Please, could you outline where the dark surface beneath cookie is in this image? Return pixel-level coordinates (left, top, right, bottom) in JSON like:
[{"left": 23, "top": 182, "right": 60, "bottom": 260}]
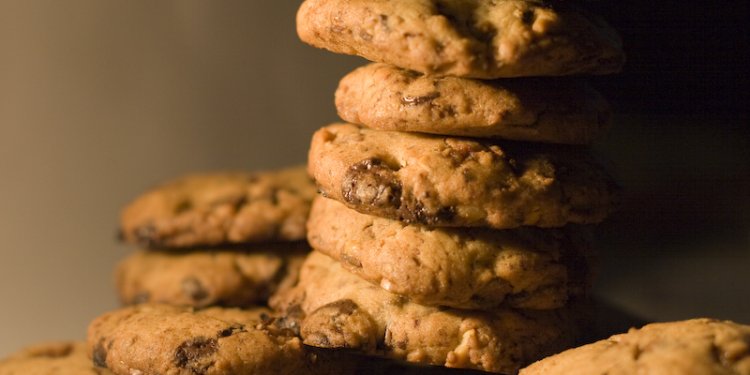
[{"left": 305, "top": 346, "right": 497, "bottom": 374}]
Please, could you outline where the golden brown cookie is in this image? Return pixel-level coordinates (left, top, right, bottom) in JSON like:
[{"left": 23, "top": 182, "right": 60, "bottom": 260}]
[
  {"left": 115, "top": 243, "right": 307, "bottom": 308},
  {"left": 0, "top": 341, "right": 111, "bottom": 375},
  {"left": 521, "top": 319, "right": 750, "bottom": 375},
  {"left": 297, "top": 0, "right": 625, "bottom": 78},
  {"left": 87, "top": 304, "right": 351, "bottom": 375},
  {"left": 336, "top": 63, "right": 610, "bottom": 144},
  {"left": 307, "top": 196, "right": 593, "bottom": 310},
  {"left": 119, "top": 166, "right": 316, "bottom": 248},
  {"left": 308, "top": 124, "right": 619, "bottom": 229},
  {"left": 271, "top": 252, "right": 580, "bottom": 373}
]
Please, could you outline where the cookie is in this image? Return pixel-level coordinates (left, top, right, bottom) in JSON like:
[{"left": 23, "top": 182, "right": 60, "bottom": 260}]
[
  {"left": 87, "top": 304, "right": 352, "bottom": 375},
  {"left": 115, "top": 243, "right": 307, "bottom": 308},
  {"left": 0, "top": 341, "right": 112, "bottom": 375},
  {"left": 308, "top": 196, "right": 593, "bottom": 310},
  {"left": 336, "top": 63, "right": 610, "bottom": 144},
  {"left": 297, "top": 0, "right": 624, "bottom": 78},
  {"left": 120, "top": 166, "right": 317, "bottom": 248},
  {"left": 308, "top": 124, "right": 619, "bottom": 229},
  {"left": 521, "top": 319, "right": 750, "bottom": 375},
  {"left": 271, "top": 252, "right": 580, "bottom": 373}
]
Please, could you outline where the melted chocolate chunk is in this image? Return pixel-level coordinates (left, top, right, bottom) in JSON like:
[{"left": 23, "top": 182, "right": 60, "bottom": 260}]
[
  {"left": 92, "top": 342, "right": 107, "bottom": 368},
  {"left": 342, "top": 158, "right": 402, "bottom": 209},
  {"left": 174, "top": 337, "right": 218, "bottom": 374},
  {"left": 218, "top": 324, "right": 245, "bottom": 338}
]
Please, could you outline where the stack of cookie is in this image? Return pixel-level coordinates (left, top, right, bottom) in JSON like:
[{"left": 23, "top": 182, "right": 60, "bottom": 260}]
[
  {"left": 115, "top": 167, "right": 315, "bottom": 309},
  {"left": 273, "top": 0, "right": 625, "bottom": 373},
  {"left": 87, "top": 167, "right": 344, "bottom": 374}
]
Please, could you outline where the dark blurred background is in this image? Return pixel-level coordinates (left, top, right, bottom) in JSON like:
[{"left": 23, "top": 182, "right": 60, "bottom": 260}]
[{"left": 0, "top": 0, "right": 747, "bottom": 357}]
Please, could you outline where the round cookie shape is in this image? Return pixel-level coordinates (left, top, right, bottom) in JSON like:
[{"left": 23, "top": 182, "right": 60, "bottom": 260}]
[
  {"left": 297, "top": 0, "right": 625, "bottom": 78},
  {"left": 116, "top": 243, "right": 307, "bottom": 308},
  {"left": 0, "top": 341, "right": 112, "bottom": 375},
  {"left": 271, "top": 251, "right": 580, "bottom": 374},
  {"left": 308, "top": 124, "right": 619, "bottom": 229},
  {"left": 307, "top": 196, "right": 593, "bottom": 310},
  {"left": 336, "top": 63, "right": 610, "bottom": 144},
  {"left": 120, "top": 166, "right": 316, "bottom": 248},
  {"left": 520, "top": 319, "right": 750, "bottom": 375},
  {"left": 87, "top": 304, "right": 321, "bottom": 375}
]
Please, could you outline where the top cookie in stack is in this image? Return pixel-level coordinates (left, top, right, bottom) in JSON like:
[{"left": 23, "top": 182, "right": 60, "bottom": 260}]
[
  {"left": 274, "top": 0, "right": 625, "bottom": 373},
  {"left": 297, "top": 0, "right": 624, "bottom": 79}
]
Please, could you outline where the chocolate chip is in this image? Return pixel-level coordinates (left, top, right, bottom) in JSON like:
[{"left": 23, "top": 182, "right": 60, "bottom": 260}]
[
  {"left": 396, "top": 340, "right": 408, "bottom": 350},
  {"left": 92, "top": 342, "right": 107, "bottom": 368},
  {"left": 218, "top": 324, "right": 245, "bottom": 338},
  {"left": 181, "top": 277, "right": 209, "bottom": 303},
  {"left": 259, "top": 312, "right": 273, "bottom": 324},
  {"left": 325, "top": 299, "right": 359, "bottom": 315},
  {"left": 134, "top": 224, "right": 158, "bottom": 247},
  {"left": 342, "top": 158, "right": 402, "bottom": 209},
  {"left": 401, "top": 201, "right": 456, "bottom": 226},
  {"left": 174, "top": 199, "right": 193, "bottom": 214},
  {"left": 521, "top": 9, "right": 535, "bottom": 25},
  {"left": 174, "top": 337, "right": 218, "bottom": 373}
]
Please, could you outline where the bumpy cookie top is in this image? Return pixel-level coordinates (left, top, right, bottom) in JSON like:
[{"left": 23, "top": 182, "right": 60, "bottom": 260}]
[
  {"left": 336, "top": 63, "right": 610, "bottom": 144},
  {"left": 116, "top": 243, "right": 307, "bottom": 308},
  {"left": 521, "top": 319, "right": 750, "bottom": 375},
  {"left": 297, "top": 0, "right": 624, "bottom": 78},
  {"left": 271, "top": 252, "right": 579, "bottom": 373},
  {"left": 0, "top": 341, "right": 111, "bottom": 375},
  {"left": 120, "top": 166, "right": 316, "bottom": 248},
  {"left": 308, "top": 196, "right": 593, "bottom": 310},
  {"left": 87, "top": 304, "right": 316, "bottom": 375},
  {"left": 308, "top": 124, "right": 619, "bottom": 229}
]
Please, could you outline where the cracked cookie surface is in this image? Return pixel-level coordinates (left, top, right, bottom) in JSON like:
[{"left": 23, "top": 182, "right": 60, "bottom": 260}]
[
  {"left": 297, "top": 0, "right": 624, "bottom": 78},
  {"left": 120, "top": 166, "right": 316, "bottom": 248},
  {"left": 308, "top": 124, "right": 619, "bottom": 229},
  {"left": 116, "top": 243, "right": 307, "bottom": 308},
  {"left": 271, "top": 252, "right": 579, "bottom": 373},
  {"left": 0, "top": 341, "right": 112, "bottom": 375},
  {"left": 87, "top": 304, "right": 327, "bottom": 375},
  {"left": 336, "top": 63, "right": 610, "bottom": 144},
  {"left": 308, "top": 196, "right": 593, "bottom": 310},
  {"left": 521, "top": 319, "right": 750, "bottom": 375}
]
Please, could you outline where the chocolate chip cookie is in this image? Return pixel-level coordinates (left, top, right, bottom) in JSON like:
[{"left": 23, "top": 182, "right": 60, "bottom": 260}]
[
  {"left": 271, "top": 252, "right": 580, "bottom": 373},
  {"left": 297, "top": 0, "right": 625, "bottom": 78},
  {"left": 116, "top": 243, "right": 307, "bottom": 308},
  {"left": 308, "top": 124, "right": 619, "bottom": 229},
  {"left": 336, "top": 63, "right": 610, "bottom": 144},
  {"left": 87, "top": 304, "right": 350, "bottom": 375},
  {"left": 120, "top": 166, "right": 316, "bottom": 248},
  {"left": 0, "top": 341, "right": 112, "bottom": 375},
  {"left": 308, "top": 196, "right": 593, "bottom": 310},
  {"left": 521, "top": 318, "right": 750, "bottom": 375}
]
